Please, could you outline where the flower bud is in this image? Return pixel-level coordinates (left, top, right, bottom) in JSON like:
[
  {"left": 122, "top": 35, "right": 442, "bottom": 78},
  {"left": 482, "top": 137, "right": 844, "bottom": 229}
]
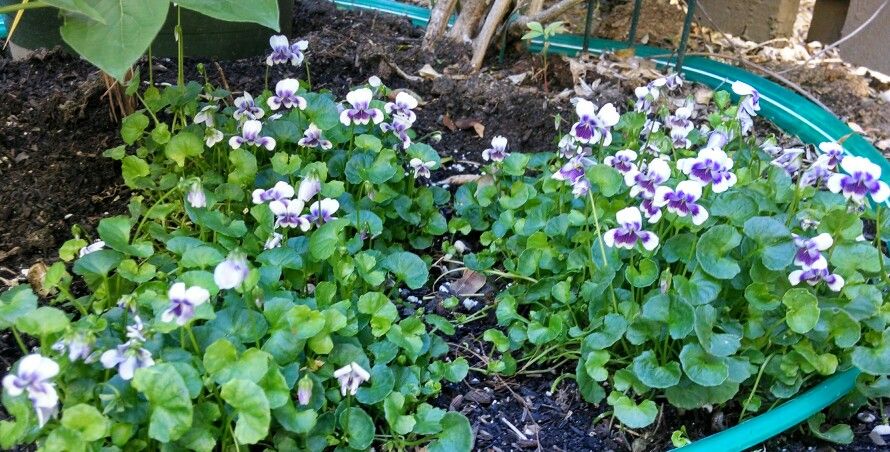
[{"left": 297, "top": 375, "right": 313, "bottom": 406}]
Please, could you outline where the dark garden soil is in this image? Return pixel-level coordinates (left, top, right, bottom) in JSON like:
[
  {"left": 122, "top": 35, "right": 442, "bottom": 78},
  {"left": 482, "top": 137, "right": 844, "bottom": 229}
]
[{"left": 1, "top": 0, "right": 888, "bottom": 450}]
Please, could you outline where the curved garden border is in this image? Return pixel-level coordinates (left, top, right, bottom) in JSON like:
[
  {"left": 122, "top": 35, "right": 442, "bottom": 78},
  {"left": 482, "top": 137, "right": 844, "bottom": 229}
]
[{"left": 330, "top": 0, "right": 878, "bottom": 449}]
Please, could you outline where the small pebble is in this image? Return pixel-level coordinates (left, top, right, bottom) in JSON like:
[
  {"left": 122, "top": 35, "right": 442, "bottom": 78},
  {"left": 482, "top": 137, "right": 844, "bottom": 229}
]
[
  {"left": 858, "top": 412, "right": 877, "bottom": 423},
  {"left": 462, "top": 298, "right": 478, "bottom": 310},
  {"left": 406, "top": 295, "right": 420, "bottom": 304},
  {"left": 870, "top": 424, "right": 890, "bottom": 446},
  {"left": 64, "top": 213, "right": 73, "bottom": 220}
]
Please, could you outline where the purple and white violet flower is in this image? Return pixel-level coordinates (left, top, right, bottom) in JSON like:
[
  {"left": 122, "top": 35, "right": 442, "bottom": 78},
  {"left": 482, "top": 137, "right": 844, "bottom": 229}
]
[
  {"left": 52, "top": 332, "right": 93, "bottom": 362},
  {"left": 771, "top": 148, "right": 804, "bottom": 176},
  {"left": 230, "top": 120, "right": 276, "bottom": 150},
  {"left": 789, "top": 267, "right": 844, "bottom": 292},
  {"left": 204, "top": 127, "right": 224, "bottom": 148},
  {"left": 253, "top": 181, "right": 295, "bottom": 204},
  {"left": 380, "top": 114, "right": 413, "bottom": 149},
  {"left": 410, "top": 158, "right": 436, "bottom": 178},
  {"left": 640, "top": 198, "right": 662, "bottom": 224},
  {"left": 307, "top": 199, "right": 340, "bottom": 225},
  {"left": 100, "top": 343, "right": 154, "bottom": 381},
  {"left": 333, "top": 362, "right": 371, "bottom": 396},
  {"left": 162, "top": 282, "right": 210, "bottom": 325},
  {"left": 340, "top": 88, "right": 383, "bottom": 126},
  {"left": 299, "top": 123, "right": 332, "bottom": 149},
  {"left": 818, "top": 141, "right": 845, "bottom": 169},
  {"left": 603, "top": 206, "right": 659, "bottom": 251},
  {"left": 214, "top": 255, "right": 249, "bottom": 290},
  {"left": 570, "top": 100, "right": 619, "bottom": 146},
  {"left": 267, "top": 79, "right": 307, "bottom": 111},
  {"left": 792, "top": 233, "right": 832, "bottom": 270},
  {"left": 384, "top": 92, "right": 418, "bottom": 123},
  {"left": 826, "top": 156, "right": 890, "bottom": 203},
  {"left": 267, "top": 35, "right": 308, "bottom": 66},
  {"left": 233, "top": 92, "right": 264, "bottom": 121},
  {"left": 269, "top": 199, "right": 310, "bottom": 230},
  {"left": 558, "top": 135, "right": 582, "bottom": 158},
  {"left": 194, "top": 105, "right": 217, "bottom": 127},
  {"left": 654, "top": 180, "right": 709, "bottom": 225},
  {"left": 677, "top": 148, "right": 737, "bottom": 193},
  {"left": 604, "top": 149, "right": 639, "bottom": 175},
  {"left": 297, "top": 176, "right": 321, "bottom": 202},
  {"left": 2, "top": 354, "right": 59, "bottom": 427},
  {"left": 482, "top": 136, "right": 509, "bottom": 162},
  {"left": 625, "top": 158, "right": 671, "bottom": 199}
]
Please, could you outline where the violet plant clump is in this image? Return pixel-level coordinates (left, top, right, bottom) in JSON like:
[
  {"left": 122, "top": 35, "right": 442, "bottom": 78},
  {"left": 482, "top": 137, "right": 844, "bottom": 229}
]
[
  {"left": 451, "top": 73, "right": 890, "bottom": 436},
  {"left": 0, "top": 39, "right": 468, "bottom": 451},
  {"left": 2, "top": 44, "right": 889, "bottom": 450}
]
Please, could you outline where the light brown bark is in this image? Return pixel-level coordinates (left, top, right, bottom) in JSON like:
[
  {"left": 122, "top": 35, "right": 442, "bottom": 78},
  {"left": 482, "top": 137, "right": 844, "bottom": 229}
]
[
  {"left": 470, "top": 0, "right": 513, "bottom": 70},
  {"left": 447, "top": 0, "right": 490, "bottom": 43},
  {"left": 423, "top": 0, "right": 460, "bottom": 50}
]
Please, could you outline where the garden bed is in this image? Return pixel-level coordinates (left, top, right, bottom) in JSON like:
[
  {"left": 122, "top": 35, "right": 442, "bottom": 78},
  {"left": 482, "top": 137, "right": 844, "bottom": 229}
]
[{"left": 1, "top": 0, "right": 887, "bottom": 450}]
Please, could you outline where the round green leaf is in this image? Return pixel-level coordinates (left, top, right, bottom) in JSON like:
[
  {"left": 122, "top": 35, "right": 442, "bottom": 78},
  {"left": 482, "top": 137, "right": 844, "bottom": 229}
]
[
  {"left": 61, "top": 404, "right": 109, "bottom": 442},
  {"left": 782, "top": 288, "right": 820, "bottom": 334},
  {"left": 383, "top": 251, "right": 429, "bottom": 289},
  {"left": 632, "top": 350, "right": 681, "bottom": 388},
  {"left": 610, "top": 394, "right": 657, "bottom": 428},
  {"left": 221, "top": 379, "right": 271, "bottom": 445},
  {"left": 625, "top": 258, "right": 658, "bottom": 288},
  {"left": 340, "top": 407, "right": 374, "bottom": 450},
  {"left": 427, "top": 412, "right": 473, "bottom": 452},
  {"left": 679, "top": 344, "right": 728, "bottom": 387},
  {"left": 132, "top": 364, "right": 194, "bottom": 442},
  {"left": 696, "top": 225, "right": 742, "bottom": 279}
]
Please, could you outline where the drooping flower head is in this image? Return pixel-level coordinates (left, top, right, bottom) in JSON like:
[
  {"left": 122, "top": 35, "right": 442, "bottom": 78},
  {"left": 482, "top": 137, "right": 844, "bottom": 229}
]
[
  {"left": 384, "top": 92, "right": 418, "bottom": 124},
  {"left": 230, "top": 120, "right": 276, "bottom": 151},
  {"left": 666, "top": 101, "right": 695, "bottom": 134},
  {"left": 771, "top": 148, "right": 804, "bottom": 176},
  {"left": 187, "top": 181, "right": 207, "bottom": 208},
  {"left": 214, "top": 255, "right": 249, "bottom": 290},
  {"left": 333, "top": 362, "right": 371, "bottom": 396},
  {"left": 252, "top": 181, "right": 295, "bottom": 204},
  {"left": 307, "top": 199, "right": 340, "bottom": 225},
  {"left": 677, "top": 148, "right": 737, "bottom": 193},
  {"left": 290, "top": 40, "right": 309, "bottom": 66},
  {"left": 410, "top": 158, "right": 436, "bottom": 179},
  {"left": 340, "top": 88, "right": 384, "bottom": 126},
  {"left": 267, "top": 79, "right": 307, "bottom": 111},
  {"left": 640, "top": 198, "right": 662, "bottom": 224},
  {"left": 732, "top": 81, "right": 760, "bottom": 135},
  {"left": 705, "top": 129, "right": 729, "bottom": 150},
  {"left": 818, "top": 141, "right": 845, "bottom": 169},
  {"left": 654, "top": 180, "right": 709, "bottom": 225},
  {"left": 299, "top": 123, "right": 332, "bottom": 150},
  {"left": 789, "top": 267, "right": 844, "bottom": 292},
  {"left": 571, "top": 100, "right": 619, "bottom": 146},
  {"left": 52, "top": 332, "right": 93, "bottom": 362},
  {"left": 162, "top": 282, "right": 210, "bottom": 325},
  {"left": 482, "top": 136, "right": 509, "bottom": 162},
  {"left": 603, "top": 149, "right": 638, "bottom": 175},
  {"left": 269, "top": 198, "right": 310, "bottom": 230},
  {"left": 297, "top": 176, "right": 321, "bottom": 203},
  {"left": 204, "top": 127, "right": 224, "bottom": 148},
  {"left": 380, "top": 114, "right": 413, "bottom": 149},
  {"left": 603, "top": 206, "right": 660, "bottom": 251},
  {"left": 792, "top": 233, "right": 832, "bottom": 269},
  {"left": 79, "top": 240, "right": 105, "bottom": 257},
  {"left": 625, "top": 157, "right": 671, "bottom": 199},
  {"left": 264, "top": 232, "right": 284, "bottom": 250},
  {"left": 571, "top": 178, "right": 591, "bottom": 197},
  {"left": 194, "top": 105, "right": 217, "bottom": 127},
  {"left": 297, "top": 375, "right": 313, "bottom": 406},
  {"left": 233, "top": 92, "right": 264, "bottom": 121},
  {"left": 826, "top": 156, "right": 890, "bottom": 203},
  {"left": 800, "top": 159, "right": 834, "bottom": 188},
  {"left": 2, "top": 354, "right": 59, "bottom": 426}
]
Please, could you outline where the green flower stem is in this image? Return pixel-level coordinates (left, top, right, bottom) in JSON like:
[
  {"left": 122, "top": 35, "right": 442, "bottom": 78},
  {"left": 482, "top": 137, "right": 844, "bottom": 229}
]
[
  {"left": 176, "top": 7, "right": 184, "bottom": 87},
  {"left": 786, "top": 183, "right": 803, "bottom": 227},
  {"left": 481, "top": 269, "right": 538, "bottom": 284},
  {"left": 147, "top": 46, "right": 154, "bottom": 86},
  {"left": 11, "top": 326, "right": 28, "bottom": 355},
  {"left": 738, "top": 353, "right": 773, "bottom": 422},
  {"left": 264, "top": 64, "right": 271, "bottom": 92},
  {"left": 0, "top": 1, "right": 47, "bottom": 14},
  {"left": 875, "top": 206, "right": 890, "bottom": 284},
  {"left": 587, "top": 191, "right": 618, "bottom": 312},
  {"left": 549, "top": 372, "right": 576, "bottom": 394},
  {"left": 135, "top": 185, "right": 179, "bottom": 239},
  {"left": 304, "top": 62, "right": 312, "bottom": 89},
  {"left": 186, "top": 325, "right": 202, "bottom": 355}
]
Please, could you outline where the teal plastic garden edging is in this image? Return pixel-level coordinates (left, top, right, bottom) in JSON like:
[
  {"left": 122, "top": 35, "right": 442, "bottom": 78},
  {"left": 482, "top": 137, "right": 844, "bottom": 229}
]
[
  {"left": 330, "top": 0, "right": 871, "bottom": 449},
  {"left": 1, "top": 14, "right": 7, "bottom": 39}
]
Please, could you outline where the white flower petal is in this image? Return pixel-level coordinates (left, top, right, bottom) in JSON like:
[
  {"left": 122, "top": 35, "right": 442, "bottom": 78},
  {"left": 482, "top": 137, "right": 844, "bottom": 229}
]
[
  {"left": 812, "top": 233, "right": 834, "bottom": 251},
  {"left": 616, "top": 206, "right": 642, "bottom": 226}
]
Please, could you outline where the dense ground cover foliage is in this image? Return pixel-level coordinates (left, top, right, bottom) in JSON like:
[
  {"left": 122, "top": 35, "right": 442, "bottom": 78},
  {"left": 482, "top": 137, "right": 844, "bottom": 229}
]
[{"left": 1, "top": 32, "right": 889, "bottom": 450}]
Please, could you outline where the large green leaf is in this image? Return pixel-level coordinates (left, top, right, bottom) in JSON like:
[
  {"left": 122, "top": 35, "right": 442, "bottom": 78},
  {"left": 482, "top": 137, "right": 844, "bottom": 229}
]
[
  {"left": 340, "top": 407, "right": 375, "bottom": 450},
  {"left": 696, "top": 225, "right": 742, "bottom": 279},
  {"left": 679, "top": 343, "right": 728, "bottom": 387},
  {"left": 44, "top": 0, "right": 105, "bottom": 22},
  {"left": 60, "top": 0, "right": 170, "bottom": 80},
  {"left": 221, "top": 379, "right": 271, "bottom": 445},
  {"left": 132, "top": 364, "right": 194, "bottom": 442},
  {"left": 632, "top": 350, "right": 681, "bottom": 388},
  {"left": 427, "top": 412, "right": 473, "bottom": 452},
  {"left": 0, "top": 286, "right": 38, "bottom": 330},
  {"left": 609, "top": 393, "right": 657, "bottom": 428},
  {"left": 383, "top": 251, "right": 429, "bottom": 289},
  {"left": 175, "top": 0, "right": 280, "bottom": 30},
  {"left": 782, "top": 288, "right": 820, "bottom": 334}
]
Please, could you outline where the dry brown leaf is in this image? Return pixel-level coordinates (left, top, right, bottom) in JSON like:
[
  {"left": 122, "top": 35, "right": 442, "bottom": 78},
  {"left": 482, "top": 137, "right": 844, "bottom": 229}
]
[
  {"left": 418, "top": 64, "right": 442, "bottom": 80},
  {"left": 441, "top": 174, "right": 482, "bottom": 185},
  {"left": 450, "top": 269, "right": 486, "bottom": 296},
  {"left": 442, "top": 114, "right": 457, "bottom": 131},
  {"left": 27, "top": 261, "right": 48, "bottom": 296},
  {"left": 472, "top": 122, "right": 485, "bottom": 138}
]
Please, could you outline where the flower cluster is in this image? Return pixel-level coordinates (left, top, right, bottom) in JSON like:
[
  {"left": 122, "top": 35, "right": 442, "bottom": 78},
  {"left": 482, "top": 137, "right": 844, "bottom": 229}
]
[
  {"left": 266, "top": 35, "right": 309, "bottom": 67},
  {"left": 788, "top": 233, "right": 844, "bottom": 291}
]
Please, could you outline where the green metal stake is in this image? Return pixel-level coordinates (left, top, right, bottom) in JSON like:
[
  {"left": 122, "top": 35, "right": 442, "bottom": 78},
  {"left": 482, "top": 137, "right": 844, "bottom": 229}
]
[
  {"left": 675, "top": 0, "right": 696, "bottom": 72},
  {"left": 581, "top": 0, "right": 596, "bottom": 54},
  {"left": 626, "top": 0, "right": 643, "bottom": 45}
]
